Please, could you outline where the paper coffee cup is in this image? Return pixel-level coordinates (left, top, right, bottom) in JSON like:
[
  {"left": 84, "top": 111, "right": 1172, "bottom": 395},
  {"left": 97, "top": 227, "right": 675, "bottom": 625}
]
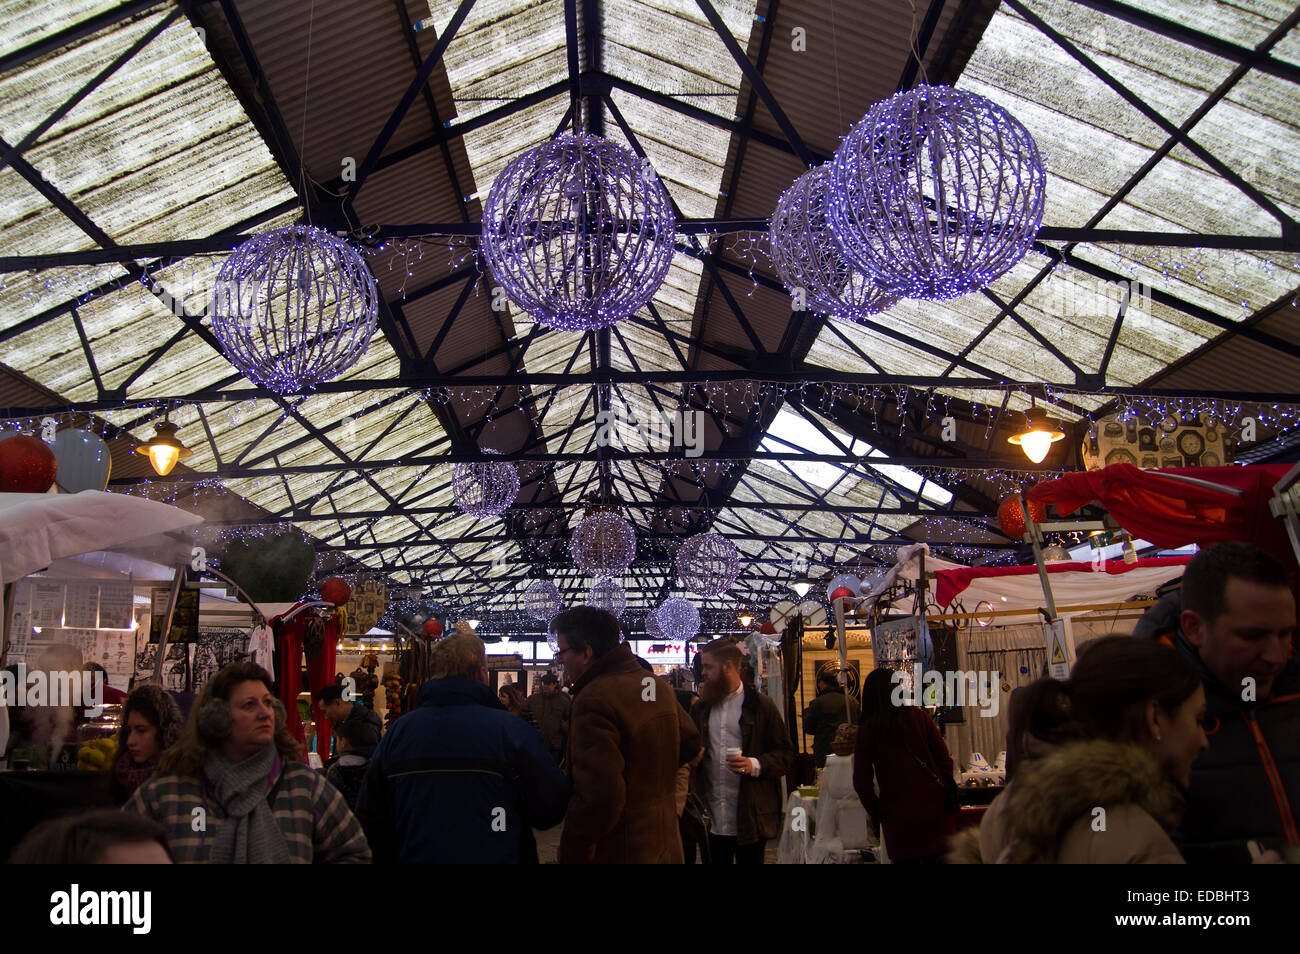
[{"left": 725, "top": 746, "right": 742, "bottom": 758}]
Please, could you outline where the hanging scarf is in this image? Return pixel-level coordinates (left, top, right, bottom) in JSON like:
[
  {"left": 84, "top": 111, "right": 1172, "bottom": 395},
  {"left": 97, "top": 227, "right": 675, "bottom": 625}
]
[
  {"left": 203, "top": 745, "right": 292, "bottom": 864},
  {"left": 112, "top": 750, "right": 158, "bottom": 801}
]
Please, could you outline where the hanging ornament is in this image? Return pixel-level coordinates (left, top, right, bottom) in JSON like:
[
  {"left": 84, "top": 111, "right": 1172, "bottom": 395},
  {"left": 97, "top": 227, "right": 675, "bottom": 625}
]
[
  {"left": 656, "top": 597, "right": 701, "bottom": 641},
  {"left": 829, "top": 84, "right": 1046, "bottom": 300},
  {"left": 675, "top": 532, "right": 740, "bottom": 597},
  {"left": 422, "top": 619, "right": 444, "bottom": 637},
  {"left": 569, "top": 510, "right": 637, "bottom": 578},
  {"left": 769, "top": 165, "right": 900, "bottom": 322},
  {"left": 644, "top": 609, "right": 663, "bottom": 638},
  {"left": 479, "top": 133, "right": 677, "bottom": 331},
  {"left": 828, "top": 573, "right": 862, "bottom": 603},
  {"left": 452, "top": 448, "right": 519, "bottom": 519},
  {"left": 586, "top": 578, "right": 627, "bottom": 617},
  {"left": 210, "top": 225, "right": 379, "bottom": 392},
  {"left": 523, "top": 579, "right": 563, "bottom": 622},
  {"left": 0, "top": 435, "right": 57, "bottom": 492},
  {"left": 996, "top": 493, "right": 1046, "bottom": 541},
  {"left": 320, "top": 578, "right": 352, "bottom": 605}
]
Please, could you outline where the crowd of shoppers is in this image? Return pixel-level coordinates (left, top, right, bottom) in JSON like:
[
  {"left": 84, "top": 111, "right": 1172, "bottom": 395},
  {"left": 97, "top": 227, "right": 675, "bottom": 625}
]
[{"left": 6, "top": 538, "right": 1295, "bottom": 865}]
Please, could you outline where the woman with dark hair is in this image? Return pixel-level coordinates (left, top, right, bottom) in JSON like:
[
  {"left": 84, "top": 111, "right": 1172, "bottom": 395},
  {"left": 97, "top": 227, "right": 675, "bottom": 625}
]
[
  {"left": 124, "top": 661, "right": 370, "bottom": 864},
  {"left": 980, "top": 635, "right": 1209, "bottom": 864},
  {"left": 497, "top": 681, "right": 528, "bottom": 718},
  {"left": 111, "top": 684, "right": 185, "bottom": 803},
  {"left": 852, "top": 667, "right": 957, "bottom": 864},
  {"left": 9, "top": 809, "right": 173, "bottom": 864}
]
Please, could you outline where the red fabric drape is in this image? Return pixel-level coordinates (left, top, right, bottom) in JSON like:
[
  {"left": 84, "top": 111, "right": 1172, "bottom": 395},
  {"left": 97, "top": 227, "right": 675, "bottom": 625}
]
[
  {"left": 271, "top": 604, "right": 339, "bottom": 755},
  {"left": 1027, "top": 463, "right": 1298, "bottom": 596}
]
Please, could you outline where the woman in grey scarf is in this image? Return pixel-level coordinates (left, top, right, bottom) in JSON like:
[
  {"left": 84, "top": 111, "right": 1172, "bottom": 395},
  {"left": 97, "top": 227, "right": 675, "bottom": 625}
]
[{"left": 125, "top": 662, "right": 370, "bottom": 864}]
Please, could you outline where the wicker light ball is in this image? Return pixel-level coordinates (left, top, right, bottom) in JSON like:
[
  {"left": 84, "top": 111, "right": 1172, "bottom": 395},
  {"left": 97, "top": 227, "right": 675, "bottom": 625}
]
[
  {"left": 480, "top": 133, "right": 677, "bottom": 331},
  {"left": 569, "top": 510, "right": 637, "bottom": 578},
  {"left": 675, "top": 532, "right": 740, "bottom": 597},
  {"left": 656, "top": 597, "right": 700, "bottom": 641},
  {"left": 829, "top": 84, "right": 1046, "bottom": 300},
  {"left": 452, "top": 448, "right": 519, "bottom": 519},
  {"left": 523, "top": 580, "right": 563, "bottom": 622},
  {"left": 211, "top": 225, "right": 378, "bottom": 393},
  {"left": 769, "top": 166, "right": 900, "bottom": 322},
  {"left": 586, "top": 578, "right": 627, "bottom": 617}
]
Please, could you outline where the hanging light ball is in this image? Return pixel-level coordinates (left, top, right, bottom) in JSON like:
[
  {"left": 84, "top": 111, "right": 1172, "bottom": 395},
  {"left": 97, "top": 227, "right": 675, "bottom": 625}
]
[
  {"left": 675, "top": 532, "right": 740, "bottom": 597},
  {"left": 656, "top": 598, "right": 701, "bottom": 641},
  {"left": 569, "top": 510, "right": 637, "bottom": 578},
  {"left": 211, "top": 224, "right": 379, "bottom": 393},
  {"left": 422, "top": 619, "right": 444, "bottom": 637},
  {"left": 997, "top": 493, "right": 1047, "bottom": 540},
  {"left": 828, "top": 573, "right": 863, "bottom": 604},
  {"left": 829, "top": 84, "right": 1046, "bottom": 300},
  {"left": 586, "top": 578, "right": 627, "bottom": 617},
  {"left": 644, "top": 609, "right": 663, "bottom": 638},
  {"left": 479, "top": 133, "right": 677, "bottom": 331},
  {"left": 0, "top": 434, "right": 57, "bottom": 493},
  {"left": 320, "top": 578, "right": 352, "bottom": 605},
  {"left": 769, "top": 166, "right": 900, "bottom": 322},
  {"left": 523, "top": 580, "right": 563, "bottom": 622},
  {"left": 452, "top": 448, "right": 519, "bottom": 519}
]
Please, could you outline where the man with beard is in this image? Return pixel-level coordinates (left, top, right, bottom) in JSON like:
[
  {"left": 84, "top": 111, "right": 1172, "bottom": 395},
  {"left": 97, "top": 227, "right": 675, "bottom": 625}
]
[
  {"left": 553, "top": 607, "right": 701, "bottom": 863},
  {"left": 691, "top": 638, "right": 794, "bottom": 864},
  {"left": 1141, "top": 541, "right": 1298, "bottom": 863}
]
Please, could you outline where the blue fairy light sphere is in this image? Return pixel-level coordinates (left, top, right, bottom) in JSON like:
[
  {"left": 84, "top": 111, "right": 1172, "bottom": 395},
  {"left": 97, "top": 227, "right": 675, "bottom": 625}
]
[
  {"left": 829, "top": 85, "right": 1046, "bottom": 301},
  {"left": 769, "top": 166, "right": 900, "bottom": 322},
  {"left": 675, "top": 532, "right": 740, "bottom": 598},
  {"left": 479, "top": 133, "right": 677, "bottom": 331},
  {"left": 523, "top": 579, "right": 563, "bottom": 622},
  {"left": 452, "top": 448, "right": 519, "bottom": 519},
  {"left": 656, "top": 597, "right": 700, "bottom": 641},
  {"left": 569, "top": 510, "right": 637, "bottom": 578},
  {"left": 586, "top": 578, "right": 627, "bottom": 617},
  {"left": 644, "top": 609, "right": 663, "bottom": 638},
  {"left": 211, "top": 225, "right": 379, "bottom": 393}
]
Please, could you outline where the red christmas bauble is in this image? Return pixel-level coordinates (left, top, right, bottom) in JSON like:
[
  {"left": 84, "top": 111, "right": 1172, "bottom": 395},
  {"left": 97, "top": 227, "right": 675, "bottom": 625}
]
[
  {"left": 320, "top": 577, "right": 351, "bottom": 605},
  {"left": 422, "top": 619, "right": 444, "bottom": 637},
  {"left": 759, "top": 621, "right": 776, "bottom": 635},
  {"left": 0, "top": 435, "right": 57, "bottom": 493},
  {"left": 997, "top": 494, "right": 1046, "bottom": 540},
  {"left": 830, "top": 586, "right": 853, "bottom": 601}
]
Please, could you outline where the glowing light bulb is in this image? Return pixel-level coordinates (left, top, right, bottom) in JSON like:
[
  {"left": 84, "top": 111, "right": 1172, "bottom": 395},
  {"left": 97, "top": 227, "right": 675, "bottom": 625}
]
[
  {"left": 1018, "top": 429, "right": 1056, "bottom": 464},
  {"left": 147, "top": 442, "right": 182, "bottom": 476}
]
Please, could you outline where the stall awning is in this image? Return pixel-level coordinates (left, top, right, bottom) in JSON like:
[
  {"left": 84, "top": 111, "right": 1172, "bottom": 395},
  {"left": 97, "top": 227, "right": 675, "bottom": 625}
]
[{"left": 935, "top": 556, "right": 1192, "bottom": 617}]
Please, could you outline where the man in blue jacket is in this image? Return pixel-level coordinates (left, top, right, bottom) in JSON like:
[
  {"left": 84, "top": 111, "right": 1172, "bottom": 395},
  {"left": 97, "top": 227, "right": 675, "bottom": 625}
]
[{"left": 355, "top": 632, "right": 569, "bottom": 863}]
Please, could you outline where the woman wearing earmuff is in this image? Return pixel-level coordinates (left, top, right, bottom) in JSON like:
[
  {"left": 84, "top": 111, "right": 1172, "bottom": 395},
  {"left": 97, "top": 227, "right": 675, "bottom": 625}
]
[{"left": 124, "top": 662, "right": 371, "bottom": 863}]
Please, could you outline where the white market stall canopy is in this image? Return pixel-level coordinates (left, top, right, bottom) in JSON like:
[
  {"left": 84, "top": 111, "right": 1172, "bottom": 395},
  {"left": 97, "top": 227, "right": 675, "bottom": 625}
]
[{"left": 0, "top": 490, "right": 203, "bottom": 588}]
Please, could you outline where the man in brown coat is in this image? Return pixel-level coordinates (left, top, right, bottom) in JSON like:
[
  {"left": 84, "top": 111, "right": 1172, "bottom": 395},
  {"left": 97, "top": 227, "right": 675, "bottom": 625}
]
[
  {"left": 691, "top": 638, "right": 794, "bottom": 863},
  {"left": 553, "top": 607, "right": 701, "bottom": 863}
]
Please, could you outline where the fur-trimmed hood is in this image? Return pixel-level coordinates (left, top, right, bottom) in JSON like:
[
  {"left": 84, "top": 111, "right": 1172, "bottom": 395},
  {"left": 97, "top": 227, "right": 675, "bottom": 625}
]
[{"left": 1001, "top": 738, "right": 1185, "bottom": 864}]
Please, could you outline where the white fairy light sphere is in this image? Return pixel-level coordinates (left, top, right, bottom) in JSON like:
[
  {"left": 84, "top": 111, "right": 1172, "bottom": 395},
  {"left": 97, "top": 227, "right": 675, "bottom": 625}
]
[
  {"left": 452, "top": 448, "right": 519, "bottom": 519},
  {"left": 656, "top": 597, "right": 700, "bottom": 641},
  {"left": 586, "top": 578, "right": 627, "bottom": 617},
  {"left": 769, "top": 166, "right": 900, "bottom": 322},
  {"left": 523, "top": 579, "right": 563, "bottom": 622},
  {"left": 644, "top": 609, "right": 663, "bottom": 637},
  {"left": 569, "top": 510, "right": 637, "bottom": 578},
  {"left": 211, "top": 224, "right": 379, "bottom": 393},
  {"left": 675, "top": 532, "right": 740, "bottom": 597},
  {"left": 829, "top": 84, "right": 1046, "bottom": 301},
  {"left": 479, "top": 133, "right": 677, "bottom": 331}
]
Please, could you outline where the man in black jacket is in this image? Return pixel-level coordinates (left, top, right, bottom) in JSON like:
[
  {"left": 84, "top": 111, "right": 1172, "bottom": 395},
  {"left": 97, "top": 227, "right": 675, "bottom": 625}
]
[
  {"left": 1142, "top": 542, "right": 1298, "bottom": 863},
  {"left": 317, "top": 684, "right": 383, "bottom": 749},
  {"left": 802, "top": 670, "right": 860, "bottom": 769}
]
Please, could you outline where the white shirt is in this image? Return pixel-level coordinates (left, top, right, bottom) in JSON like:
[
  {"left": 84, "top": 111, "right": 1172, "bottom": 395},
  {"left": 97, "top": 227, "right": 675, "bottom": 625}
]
[{"left": 703, "top": 683, "right": 761, "bottom": 836}]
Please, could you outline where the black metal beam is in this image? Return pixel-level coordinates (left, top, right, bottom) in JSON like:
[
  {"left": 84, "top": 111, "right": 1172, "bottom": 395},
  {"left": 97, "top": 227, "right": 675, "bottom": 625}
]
[
  {"left": 346, "top": 0, "right": 477, "bottom": 203},
  {"left": 1066, "top": 0, "right": 1300, "bottom": 87}
]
